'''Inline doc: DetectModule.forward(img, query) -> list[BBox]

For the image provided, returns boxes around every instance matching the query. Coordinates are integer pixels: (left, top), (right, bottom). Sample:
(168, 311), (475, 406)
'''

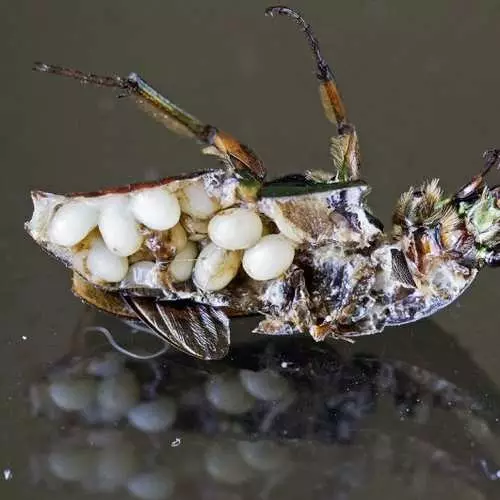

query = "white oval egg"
(242, 234), (295, 281)
(169, 223), (187, 252)
(193, 243), (241, 291)
(130, 187), (180, 231)
(122, 261), (156, 288)
(128, 398), (177, 433)
(49, 378), (96, 411)
(169, 241), (198, 283)
(87, 238), (129, 283)
(178, 181), (219, 219)
(208, 208), (263, 250)
(48, 201), (99, 247)
(98, 197), (143, 256)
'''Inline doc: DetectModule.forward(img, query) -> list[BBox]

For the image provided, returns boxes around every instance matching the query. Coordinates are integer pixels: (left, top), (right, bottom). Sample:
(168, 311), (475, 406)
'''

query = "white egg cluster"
(48, 187), (181, 254)
(45, 179), (297, 289)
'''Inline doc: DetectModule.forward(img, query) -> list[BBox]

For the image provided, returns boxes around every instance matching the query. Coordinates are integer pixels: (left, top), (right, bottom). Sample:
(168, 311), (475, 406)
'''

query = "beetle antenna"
(265, 5), (347, 126)
(33, 62), (129, 89)
(265, 6), (334, 84)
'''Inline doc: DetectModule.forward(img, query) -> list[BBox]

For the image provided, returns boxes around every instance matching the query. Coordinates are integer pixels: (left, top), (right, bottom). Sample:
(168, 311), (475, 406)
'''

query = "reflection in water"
(28, 319), (500, 500)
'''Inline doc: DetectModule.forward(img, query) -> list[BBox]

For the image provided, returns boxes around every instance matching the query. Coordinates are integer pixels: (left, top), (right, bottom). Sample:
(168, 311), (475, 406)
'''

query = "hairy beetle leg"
(265, 6), (360, 182)
(310, 324), (356, 343)
(33, 62), (266, 190)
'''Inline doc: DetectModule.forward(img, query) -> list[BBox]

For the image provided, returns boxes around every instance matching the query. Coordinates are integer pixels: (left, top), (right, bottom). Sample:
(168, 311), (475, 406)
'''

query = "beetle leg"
(253, 318), (296, 336)
(455, 148), (500, 200)
(33, 63), (266, 188)
(265, 6), (360, 182)
(310, 324), (356, 343)
(255, 318), (357, 345)
(454, 148), (500, 200)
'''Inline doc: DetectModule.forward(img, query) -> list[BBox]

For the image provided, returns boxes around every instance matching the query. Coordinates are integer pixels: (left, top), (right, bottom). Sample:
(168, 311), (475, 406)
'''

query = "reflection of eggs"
(48, 448), (96, 482)
(128, 399), (177, 433)
(95, 443), (138, 491)
(127, 469), (175, 500)
(237, 441), (289, 472)
(205, 443), (254, 485)
(205, 375), (255, 414)
(97, 371), (140, 418)
(239, 369), (291, 401)
(49, 379), (97, 411)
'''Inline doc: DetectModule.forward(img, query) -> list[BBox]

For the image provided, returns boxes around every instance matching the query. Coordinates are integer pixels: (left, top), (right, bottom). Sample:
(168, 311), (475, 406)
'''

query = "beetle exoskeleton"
(27, 6), (500, 359)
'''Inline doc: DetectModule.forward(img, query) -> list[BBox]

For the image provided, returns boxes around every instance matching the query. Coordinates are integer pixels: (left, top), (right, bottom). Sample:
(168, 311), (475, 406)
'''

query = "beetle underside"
(27, 6), (499, 359)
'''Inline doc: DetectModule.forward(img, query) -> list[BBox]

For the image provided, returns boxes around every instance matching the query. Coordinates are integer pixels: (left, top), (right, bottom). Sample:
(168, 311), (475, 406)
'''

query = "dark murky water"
(2, 1), (500, 498)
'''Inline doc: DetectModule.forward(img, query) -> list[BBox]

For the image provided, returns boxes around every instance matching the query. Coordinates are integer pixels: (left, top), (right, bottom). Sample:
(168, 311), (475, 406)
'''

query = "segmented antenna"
(33, 62), (130, 89)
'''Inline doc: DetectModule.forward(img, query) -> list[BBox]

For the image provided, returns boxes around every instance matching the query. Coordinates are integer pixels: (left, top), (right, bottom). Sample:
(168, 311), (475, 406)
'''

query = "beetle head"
(457, 186), (500, 267)
(452, 149), (500, 268)
(393, 149), (500, 270)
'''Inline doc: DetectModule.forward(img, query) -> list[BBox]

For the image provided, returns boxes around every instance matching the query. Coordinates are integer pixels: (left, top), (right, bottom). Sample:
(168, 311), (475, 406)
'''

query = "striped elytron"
(26, 6), (500, 359)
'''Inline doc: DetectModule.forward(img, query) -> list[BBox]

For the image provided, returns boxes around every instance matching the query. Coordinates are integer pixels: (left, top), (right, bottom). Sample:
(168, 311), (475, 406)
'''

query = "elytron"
(26, 6), (500, 359)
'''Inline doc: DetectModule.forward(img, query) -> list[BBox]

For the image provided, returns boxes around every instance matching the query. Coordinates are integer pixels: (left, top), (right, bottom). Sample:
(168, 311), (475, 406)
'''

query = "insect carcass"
(26, 6), (500, 359)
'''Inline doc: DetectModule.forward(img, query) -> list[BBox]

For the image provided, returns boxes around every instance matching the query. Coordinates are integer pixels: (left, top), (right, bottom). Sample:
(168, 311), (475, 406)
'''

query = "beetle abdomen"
(26, 168), (382, 302)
